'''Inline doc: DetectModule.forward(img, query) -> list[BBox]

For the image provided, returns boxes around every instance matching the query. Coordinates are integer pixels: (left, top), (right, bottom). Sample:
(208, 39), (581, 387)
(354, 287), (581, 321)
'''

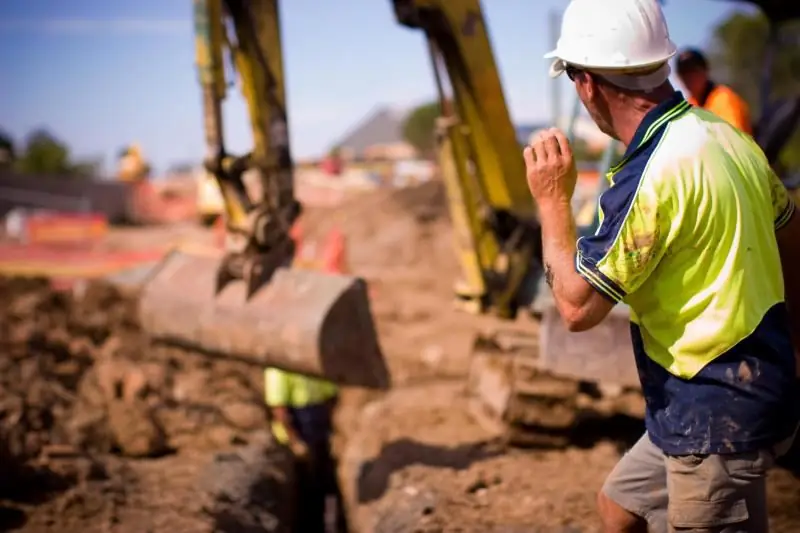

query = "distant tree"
(70, 156), (104, 178)
(327, 145), (342, 159)
(0, 130), (14, 169)
(16, 129), (72, 175)
(402, 101), (441, 158)
(708, 11), (800, 171)
(15, 129), (100, 178)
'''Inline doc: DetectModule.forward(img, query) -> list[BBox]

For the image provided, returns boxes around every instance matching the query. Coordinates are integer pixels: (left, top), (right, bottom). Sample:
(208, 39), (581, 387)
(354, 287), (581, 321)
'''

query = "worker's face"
(570, 69), (617, 140)
(677, 68), (708, 99)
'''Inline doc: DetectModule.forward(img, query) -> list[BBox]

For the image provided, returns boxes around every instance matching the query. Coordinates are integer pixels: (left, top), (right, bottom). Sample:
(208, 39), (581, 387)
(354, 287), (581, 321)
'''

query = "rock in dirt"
(0, 277), (296, 532)
(106, 399), (168, 458)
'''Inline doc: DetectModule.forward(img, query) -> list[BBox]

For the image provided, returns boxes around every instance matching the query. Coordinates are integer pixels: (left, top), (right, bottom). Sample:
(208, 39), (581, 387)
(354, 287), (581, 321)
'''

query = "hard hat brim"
(548, 59), (567, 79)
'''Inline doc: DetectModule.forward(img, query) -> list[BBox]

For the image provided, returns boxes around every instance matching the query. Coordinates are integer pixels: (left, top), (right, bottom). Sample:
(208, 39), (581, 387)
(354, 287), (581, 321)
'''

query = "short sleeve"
(264, 367), (290, 407)
(770, 170), (796, 231)
(576, 177), (670, 303)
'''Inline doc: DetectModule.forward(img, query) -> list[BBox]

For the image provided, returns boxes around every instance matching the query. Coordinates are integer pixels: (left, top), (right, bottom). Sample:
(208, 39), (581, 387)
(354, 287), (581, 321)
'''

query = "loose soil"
(1, 180), (798, 532)
(0, 277), (293, 533)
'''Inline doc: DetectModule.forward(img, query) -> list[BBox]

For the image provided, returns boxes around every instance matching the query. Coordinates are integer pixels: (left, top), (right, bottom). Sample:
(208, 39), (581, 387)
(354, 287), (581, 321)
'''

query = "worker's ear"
(571, 70), (596, 105)
(577, 71), (599, 102)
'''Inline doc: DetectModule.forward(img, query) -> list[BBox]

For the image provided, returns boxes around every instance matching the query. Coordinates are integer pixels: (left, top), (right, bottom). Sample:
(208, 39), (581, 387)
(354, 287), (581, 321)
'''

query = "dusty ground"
(0, 278), (293, 532)
(341, 383), (800, 533)
(1, 180), (799, 532)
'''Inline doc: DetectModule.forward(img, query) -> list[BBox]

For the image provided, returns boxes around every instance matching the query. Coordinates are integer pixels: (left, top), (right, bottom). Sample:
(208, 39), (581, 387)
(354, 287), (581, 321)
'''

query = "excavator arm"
(193, 0), (298, 295)
(392, 0), (641, 444)
(136, 0), (389, 390)
(393, 0), (542, 319)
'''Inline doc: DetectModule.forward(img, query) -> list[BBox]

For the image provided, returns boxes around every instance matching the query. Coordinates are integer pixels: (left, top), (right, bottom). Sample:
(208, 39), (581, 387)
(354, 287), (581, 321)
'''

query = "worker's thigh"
(601, 433), (773, 533)
(665, 450), (773, 533)
(601, 433), (669, 532)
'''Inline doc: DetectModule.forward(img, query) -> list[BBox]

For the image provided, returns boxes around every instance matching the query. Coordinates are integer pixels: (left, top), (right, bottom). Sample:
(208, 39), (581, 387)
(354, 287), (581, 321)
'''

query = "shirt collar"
(610, 91), (692, 174)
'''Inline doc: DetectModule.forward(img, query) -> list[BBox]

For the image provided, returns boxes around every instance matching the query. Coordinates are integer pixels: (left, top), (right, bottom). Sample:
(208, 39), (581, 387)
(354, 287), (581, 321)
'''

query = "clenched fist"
(523, 128), (578, 206)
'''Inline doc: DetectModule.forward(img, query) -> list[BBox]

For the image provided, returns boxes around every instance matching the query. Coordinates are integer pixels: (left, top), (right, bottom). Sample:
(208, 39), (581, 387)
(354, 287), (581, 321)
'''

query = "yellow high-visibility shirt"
(576, 91), (797, 455)
(264, 367), (338, 444)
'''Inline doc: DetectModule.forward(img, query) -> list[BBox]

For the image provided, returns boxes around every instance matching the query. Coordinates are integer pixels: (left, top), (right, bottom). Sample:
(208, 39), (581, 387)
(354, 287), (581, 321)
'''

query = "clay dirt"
(1, 180), (799, 532)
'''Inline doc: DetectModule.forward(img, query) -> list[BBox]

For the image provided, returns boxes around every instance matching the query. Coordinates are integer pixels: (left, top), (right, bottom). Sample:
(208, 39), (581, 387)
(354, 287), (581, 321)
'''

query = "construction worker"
(264, 367), (345, 533)
(530, 0), (799, 531)
(675, 48), (753, 135)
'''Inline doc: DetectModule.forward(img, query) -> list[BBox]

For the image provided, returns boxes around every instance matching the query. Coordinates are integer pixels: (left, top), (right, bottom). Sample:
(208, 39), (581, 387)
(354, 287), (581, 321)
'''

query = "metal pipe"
(549, 10), (562, 128)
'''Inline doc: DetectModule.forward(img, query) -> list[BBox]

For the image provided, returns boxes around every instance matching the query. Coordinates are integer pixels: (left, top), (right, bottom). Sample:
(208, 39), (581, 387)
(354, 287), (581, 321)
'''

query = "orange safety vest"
(687, 84), (753, 135)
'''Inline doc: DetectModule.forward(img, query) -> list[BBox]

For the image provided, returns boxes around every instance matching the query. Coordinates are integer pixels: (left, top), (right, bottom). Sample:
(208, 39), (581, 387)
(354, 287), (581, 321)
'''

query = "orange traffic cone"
(213, 215), (226, 249)
(319, 226), (378, 298)
(321, 227), (347, 274)
(289, 220), (304, 256)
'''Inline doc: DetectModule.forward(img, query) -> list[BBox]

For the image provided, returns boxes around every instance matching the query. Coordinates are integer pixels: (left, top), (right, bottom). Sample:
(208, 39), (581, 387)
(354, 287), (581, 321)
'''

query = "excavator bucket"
(138, 249), (390, 390)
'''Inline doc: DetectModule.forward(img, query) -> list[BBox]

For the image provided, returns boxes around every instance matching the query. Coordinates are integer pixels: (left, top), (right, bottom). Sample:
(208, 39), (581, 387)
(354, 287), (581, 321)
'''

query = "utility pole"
(548, 9), (561, 129)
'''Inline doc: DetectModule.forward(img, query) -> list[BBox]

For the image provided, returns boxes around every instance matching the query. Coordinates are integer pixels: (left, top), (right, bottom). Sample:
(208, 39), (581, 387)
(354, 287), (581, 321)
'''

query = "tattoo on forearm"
(544, 262), (554, 288)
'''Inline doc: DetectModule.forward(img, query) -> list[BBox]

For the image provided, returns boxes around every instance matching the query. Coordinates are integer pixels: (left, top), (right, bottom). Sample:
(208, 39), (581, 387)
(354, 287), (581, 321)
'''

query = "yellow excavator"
(139, 0), (390, 390)
(137, 0), (799, 444)
(134, 0), (641, 444)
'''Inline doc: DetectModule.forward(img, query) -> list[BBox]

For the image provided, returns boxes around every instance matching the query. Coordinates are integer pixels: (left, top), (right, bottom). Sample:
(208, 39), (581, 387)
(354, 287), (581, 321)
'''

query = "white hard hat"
(545, 0), (677, 74)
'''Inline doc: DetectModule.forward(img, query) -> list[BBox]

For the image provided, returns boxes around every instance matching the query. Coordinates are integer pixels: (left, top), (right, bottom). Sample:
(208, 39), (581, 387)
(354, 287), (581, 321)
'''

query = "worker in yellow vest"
(264, 367), (344, 533)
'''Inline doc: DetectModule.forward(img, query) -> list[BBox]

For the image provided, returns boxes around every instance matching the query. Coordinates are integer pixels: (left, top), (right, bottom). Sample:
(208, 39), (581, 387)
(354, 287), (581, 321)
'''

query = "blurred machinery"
(116, 143), (151, 182)
(138, 0), (389, 390)
(138, 0), (798, 445)
(196, 168), (226, 225)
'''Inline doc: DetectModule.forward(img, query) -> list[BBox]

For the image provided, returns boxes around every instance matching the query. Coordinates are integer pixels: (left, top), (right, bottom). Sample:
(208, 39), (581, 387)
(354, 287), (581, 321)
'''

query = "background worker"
(264, 367), (346, 533)
(675, 47), (753, 134)
(531, 0), (799, 531)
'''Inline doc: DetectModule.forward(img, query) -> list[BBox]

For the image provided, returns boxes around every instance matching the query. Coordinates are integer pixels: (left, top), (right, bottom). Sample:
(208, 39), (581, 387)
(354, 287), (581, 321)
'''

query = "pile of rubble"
(0, 277), (293, 532)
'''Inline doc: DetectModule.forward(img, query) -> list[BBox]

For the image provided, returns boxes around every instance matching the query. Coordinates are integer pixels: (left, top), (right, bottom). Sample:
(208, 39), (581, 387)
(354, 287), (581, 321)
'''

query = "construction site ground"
(1, 180), (799, 532)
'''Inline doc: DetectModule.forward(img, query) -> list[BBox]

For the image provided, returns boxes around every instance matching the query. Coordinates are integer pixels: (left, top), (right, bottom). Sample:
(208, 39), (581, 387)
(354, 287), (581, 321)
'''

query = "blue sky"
(1, 0), (753, 174)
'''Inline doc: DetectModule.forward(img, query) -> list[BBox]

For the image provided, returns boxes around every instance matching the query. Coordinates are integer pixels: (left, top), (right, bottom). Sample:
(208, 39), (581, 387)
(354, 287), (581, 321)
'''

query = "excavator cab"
(137, 0), (389, 390)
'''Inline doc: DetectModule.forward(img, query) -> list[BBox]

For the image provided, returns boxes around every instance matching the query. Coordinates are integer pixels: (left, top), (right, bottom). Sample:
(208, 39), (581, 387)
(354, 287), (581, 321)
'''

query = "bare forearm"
(539, 202), (608, 329)
(541, 203), (581, 301)
(524, 128), (614, 331)
(270, 406), (302, 443)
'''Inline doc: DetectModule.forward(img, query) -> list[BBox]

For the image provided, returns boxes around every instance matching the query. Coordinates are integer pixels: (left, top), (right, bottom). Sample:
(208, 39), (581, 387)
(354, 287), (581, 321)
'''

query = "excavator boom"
(393, 0), (541, 319)
(137, 0), (389, 389)
(392, 0), (638, 443)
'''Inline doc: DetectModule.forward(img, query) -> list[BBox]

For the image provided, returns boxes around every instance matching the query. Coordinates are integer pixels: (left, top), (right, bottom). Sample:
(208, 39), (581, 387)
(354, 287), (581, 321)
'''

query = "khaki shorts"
(602, 430), (797, 533)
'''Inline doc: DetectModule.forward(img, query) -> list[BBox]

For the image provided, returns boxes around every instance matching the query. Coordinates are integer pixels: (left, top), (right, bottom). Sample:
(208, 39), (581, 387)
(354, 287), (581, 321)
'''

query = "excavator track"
(466, 326), (645, 448)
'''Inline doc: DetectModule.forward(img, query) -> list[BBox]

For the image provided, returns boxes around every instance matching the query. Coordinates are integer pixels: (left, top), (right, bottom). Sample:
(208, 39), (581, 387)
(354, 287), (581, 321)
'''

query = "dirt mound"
(0, 278), (269, 463)
(302, 180), (455, 278)
(300, 180), (489, 387)
(0, 277), (292, 532)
